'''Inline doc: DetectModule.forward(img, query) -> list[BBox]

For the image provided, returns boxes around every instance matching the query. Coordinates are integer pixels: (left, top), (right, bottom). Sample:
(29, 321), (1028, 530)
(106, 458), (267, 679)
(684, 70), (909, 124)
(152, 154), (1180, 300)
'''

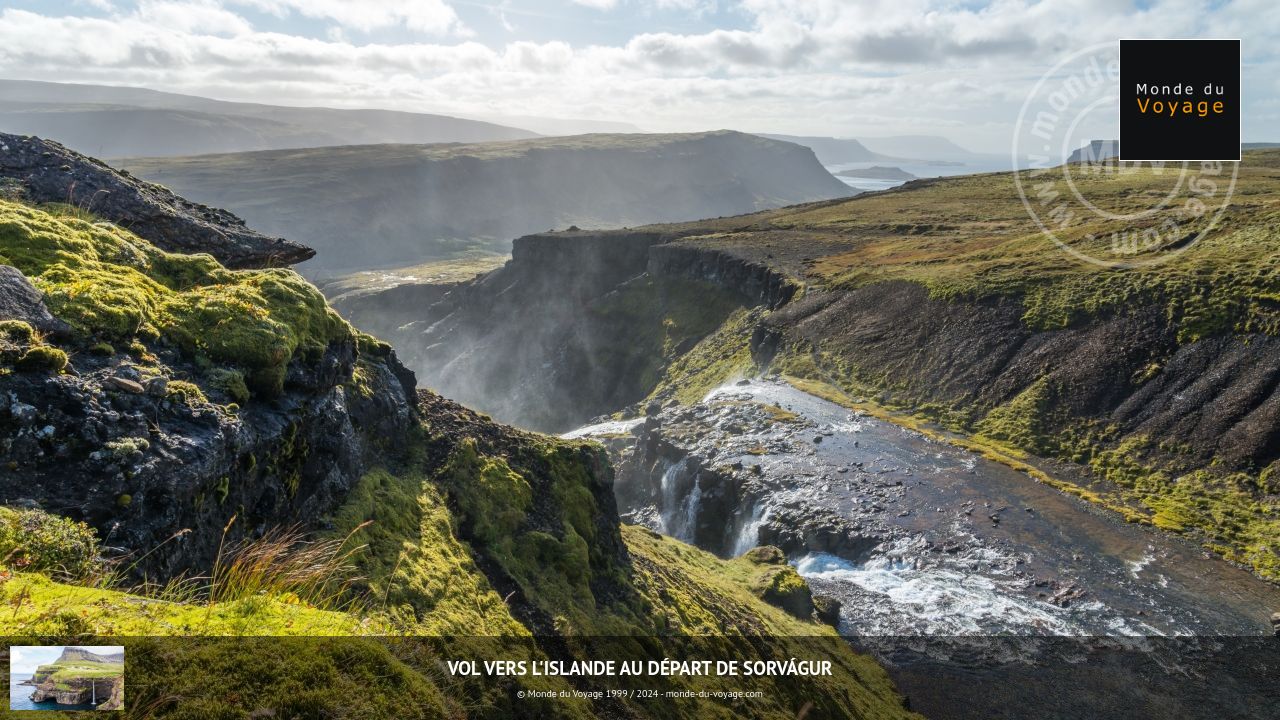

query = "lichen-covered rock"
(0, 192), (414, 578)
(0, 133), (312, 268)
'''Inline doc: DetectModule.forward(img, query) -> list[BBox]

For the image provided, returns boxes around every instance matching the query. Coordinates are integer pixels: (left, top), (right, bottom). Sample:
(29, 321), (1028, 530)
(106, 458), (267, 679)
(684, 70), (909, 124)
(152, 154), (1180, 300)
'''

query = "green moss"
(974, 377), (1057, 455)
(750, 564), (814, 619)
(207, 367), (250, 404)
(89, 341), (115, 356)
(0, 199), (356, 399)
(0, 507), (100, 580)
(446, 439), (532, 545)
(166, 379), (208, 405)
(647, 307), (758, 406)
(356, 331), (393, 358)
(105, 436), (150, 459)
(0, 319), (35, 344)
(0, 573), (377, 635)
(326, 467), (528, 636)
(14, 345), (67, 373)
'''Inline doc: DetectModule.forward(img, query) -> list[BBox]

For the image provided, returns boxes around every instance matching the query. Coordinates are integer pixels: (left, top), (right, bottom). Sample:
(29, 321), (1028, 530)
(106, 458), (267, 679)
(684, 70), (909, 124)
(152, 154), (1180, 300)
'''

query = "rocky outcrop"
(648, 243), (798, 309)
(0, 150), (416, 577)
(1, 326), (417, 577)
(31, 676), (117, 706)
(0, 133), (313, 268)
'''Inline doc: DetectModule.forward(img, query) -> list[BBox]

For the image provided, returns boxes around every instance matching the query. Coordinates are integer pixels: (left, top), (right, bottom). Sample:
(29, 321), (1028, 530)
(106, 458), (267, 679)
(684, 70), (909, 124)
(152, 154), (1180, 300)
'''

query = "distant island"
(22, 647), (123, 711)
(836, 166), (917, 181)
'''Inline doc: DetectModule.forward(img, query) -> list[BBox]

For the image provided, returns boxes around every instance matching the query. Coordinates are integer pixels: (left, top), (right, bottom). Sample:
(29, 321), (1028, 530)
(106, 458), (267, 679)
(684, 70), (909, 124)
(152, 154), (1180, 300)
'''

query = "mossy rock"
(751, 565), (814, 619)
(742, 545), (786, 565)
(166, 380), (207, 405)
(0, 318), (35, 344)
(0, 199), (355, 400)
(207, 367), (250, 404)
(14, 345), (67, 373)
(0, 506), (100, 580)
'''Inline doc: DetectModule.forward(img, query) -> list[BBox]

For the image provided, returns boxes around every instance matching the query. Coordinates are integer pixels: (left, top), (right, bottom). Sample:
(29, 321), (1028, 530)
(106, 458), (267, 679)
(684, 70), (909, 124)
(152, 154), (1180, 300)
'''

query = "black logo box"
(1119, 39), (1240, 161)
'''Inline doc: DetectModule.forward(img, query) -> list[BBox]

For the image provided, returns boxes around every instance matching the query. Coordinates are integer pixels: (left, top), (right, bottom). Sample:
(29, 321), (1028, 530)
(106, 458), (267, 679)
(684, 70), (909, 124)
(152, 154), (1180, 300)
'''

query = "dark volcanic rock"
(0, 265), (70, 337)
(0, 133), (312, 268)
(0, 333), (420, 578)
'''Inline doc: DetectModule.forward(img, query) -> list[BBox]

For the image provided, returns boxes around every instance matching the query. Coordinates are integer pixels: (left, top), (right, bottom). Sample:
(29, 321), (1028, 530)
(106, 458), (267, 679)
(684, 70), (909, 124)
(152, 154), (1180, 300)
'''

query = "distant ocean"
(827, 156), (1024, 192)
(8, 673), (96, 712)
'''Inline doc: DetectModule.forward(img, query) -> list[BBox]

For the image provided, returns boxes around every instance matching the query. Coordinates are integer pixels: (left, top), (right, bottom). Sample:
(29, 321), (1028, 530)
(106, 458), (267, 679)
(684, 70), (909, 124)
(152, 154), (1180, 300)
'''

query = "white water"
(658, 458), (689, 537)
(732, 504), (768, 557)
(560, 418), (644, 439)
(676, 477), (702, 543)
(795, 551), (1086, 635)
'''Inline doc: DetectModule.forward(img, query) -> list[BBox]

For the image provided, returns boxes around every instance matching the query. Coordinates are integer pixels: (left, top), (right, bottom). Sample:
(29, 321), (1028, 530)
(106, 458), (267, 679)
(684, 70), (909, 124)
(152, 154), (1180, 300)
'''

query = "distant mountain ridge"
(57, 647), (124, 665)
(758, 134), (889, 164)
(0, 79), (538, 157)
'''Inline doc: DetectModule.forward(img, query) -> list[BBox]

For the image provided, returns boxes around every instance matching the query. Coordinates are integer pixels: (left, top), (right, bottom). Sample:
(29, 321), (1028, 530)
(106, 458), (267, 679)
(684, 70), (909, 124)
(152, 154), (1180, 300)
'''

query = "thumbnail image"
(8, 646), (123, 712)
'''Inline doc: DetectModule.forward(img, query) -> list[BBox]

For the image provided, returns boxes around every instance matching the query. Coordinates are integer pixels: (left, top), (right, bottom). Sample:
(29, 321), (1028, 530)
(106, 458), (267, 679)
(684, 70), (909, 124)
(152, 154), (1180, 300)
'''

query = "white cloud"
(229, 0), (466, 35)
(137, 0), (253, 36)
(0, 1), (1274, 151)
(569, 0), (620, 9)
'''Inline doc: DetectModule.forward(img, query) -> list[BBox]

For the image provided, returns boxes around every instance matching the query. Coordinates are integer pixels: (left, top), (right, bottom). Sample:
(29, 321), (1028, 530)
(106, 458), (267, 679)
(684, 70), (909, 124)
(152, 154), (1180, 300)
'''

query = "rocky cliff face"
(767, 281), (1280, 472)
(380, 225), (785, 431)
(31, 676), (117, 706)
(119, 131), (855, 274)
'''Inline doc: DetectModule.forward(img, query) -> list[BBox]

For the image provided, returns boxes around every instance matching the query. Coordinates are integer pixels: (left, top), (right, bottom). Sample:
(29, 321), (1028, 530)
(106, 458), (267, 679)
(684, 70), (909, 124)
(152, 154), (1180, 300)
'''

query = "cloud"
(229, 0), (467, 35)
(569, 0), (620, 9)
(0, 1), (1274, 151)
(137, 0), (253, 36)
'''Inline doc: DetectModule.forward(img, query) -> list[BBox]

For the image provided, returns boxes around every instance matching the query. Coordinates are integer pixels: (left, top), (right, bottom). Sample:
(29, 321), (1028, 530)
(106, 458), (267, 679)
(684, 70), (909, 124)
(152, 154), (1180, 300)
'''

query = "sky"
(9, 646), (124, 674)
(0, 0), (1275, 152)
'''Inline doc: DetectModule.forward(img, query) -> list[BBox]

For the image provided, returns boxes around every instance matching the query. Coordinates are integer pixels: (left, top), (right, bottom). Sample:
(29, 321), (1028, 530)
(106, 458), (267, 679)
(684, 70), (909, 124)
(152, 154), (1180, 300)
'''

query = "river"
(568, 378), (1280, 718)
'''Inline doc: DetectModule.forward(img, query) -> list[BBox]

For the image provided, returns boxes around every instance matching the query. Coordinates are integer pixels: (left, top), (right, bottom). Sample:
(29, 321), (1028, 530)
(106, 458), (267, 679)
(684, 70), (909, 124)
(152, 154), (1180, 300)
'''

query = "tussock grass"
(209, 516), (371, 612)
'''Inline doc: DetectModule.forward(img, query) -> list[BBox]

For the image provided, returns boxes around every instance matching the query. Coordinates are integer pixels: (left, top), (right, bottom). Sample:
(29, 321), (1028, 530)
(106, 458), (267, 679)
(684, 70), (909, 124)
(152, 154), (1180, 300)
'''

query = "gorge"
(338, 150), (1280, 716)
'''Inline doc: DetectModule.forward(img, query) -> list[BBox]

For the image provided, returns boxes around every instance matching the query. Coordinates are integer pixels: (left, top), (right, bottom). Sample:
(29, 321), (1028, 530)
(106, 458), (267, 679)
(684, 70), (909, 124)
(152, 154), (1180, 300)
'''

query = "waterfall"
(732, 504), (768, 557)
(676, 477), (703, 543)
(658, 458), (689, 535)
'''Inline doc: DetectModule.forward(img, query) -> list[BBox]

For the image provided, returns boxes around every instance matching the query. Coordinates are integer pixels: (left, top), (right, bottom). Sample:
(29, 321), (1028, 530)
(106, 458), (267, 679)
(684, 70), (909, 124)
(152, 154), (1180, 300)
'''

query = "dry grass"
(207, 516), (372, 611)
